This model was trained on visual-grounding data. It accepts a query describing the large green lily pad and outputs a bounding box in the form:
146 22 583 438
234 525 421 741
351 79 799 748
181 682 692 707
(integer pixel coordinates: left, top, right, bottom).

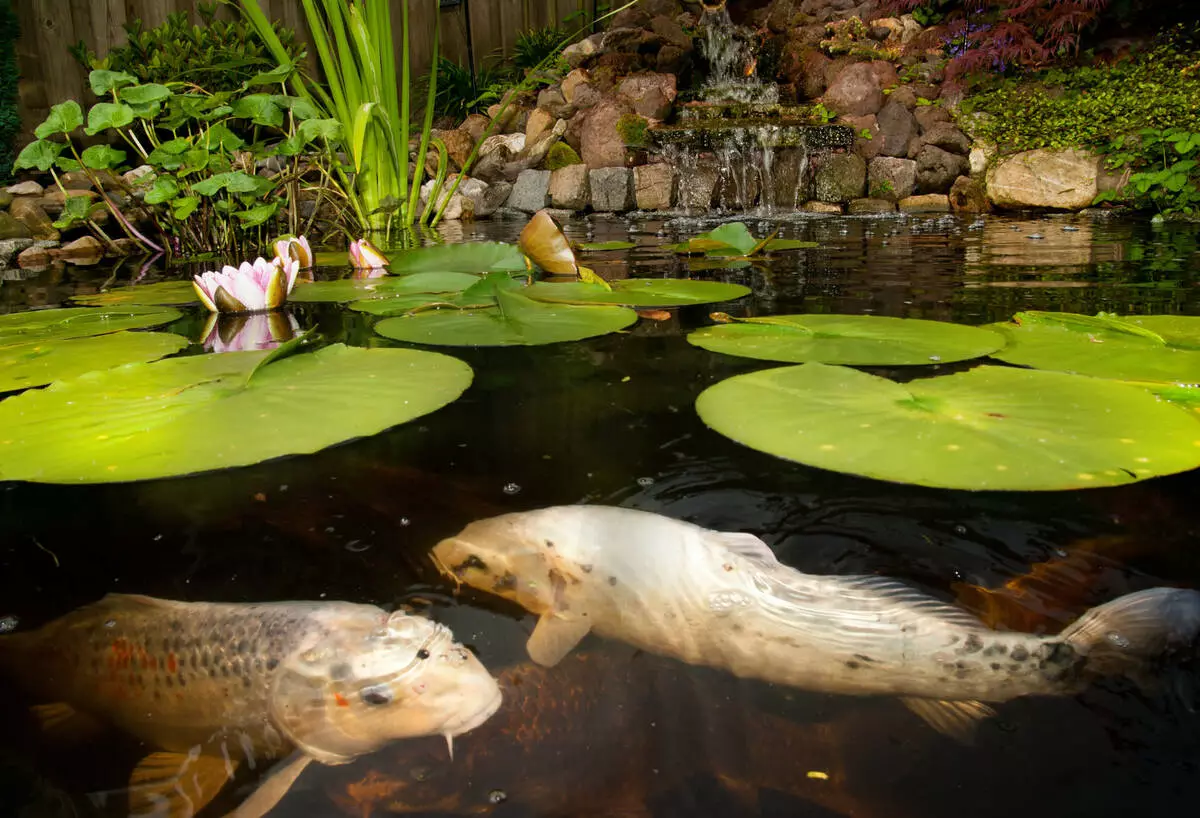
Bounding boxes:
695 363 1200 491
0 306 182 346
666 222 817 257
989 311 1200 383
688 314 1005 365
374 285 637 347
0 344 473 483
72 281 201 307
288 272 480 303
387 242 527 273
524 279 750 308
0 331 189 393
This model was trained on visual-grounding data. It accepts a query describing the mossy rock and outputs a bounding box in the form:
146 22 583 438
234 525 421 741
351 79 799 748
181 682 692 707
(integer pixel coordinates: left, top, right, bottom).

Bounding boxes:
617 113 650 148
545 142 582 171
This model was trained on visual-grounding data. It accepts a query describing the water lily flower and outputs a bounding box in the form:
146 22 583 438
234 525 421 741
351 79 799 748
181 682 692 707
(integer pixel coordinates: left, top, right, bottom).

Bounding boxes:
518 209 578 276
201 311 300 354
349 238 389 271
193 256 300 313
273 235 314 269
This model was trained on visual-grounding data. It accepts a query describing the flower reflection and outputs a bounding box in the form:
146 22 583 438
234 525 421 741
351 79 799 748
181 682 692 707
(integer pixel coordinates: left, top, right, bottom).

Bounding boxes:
200 310 300 354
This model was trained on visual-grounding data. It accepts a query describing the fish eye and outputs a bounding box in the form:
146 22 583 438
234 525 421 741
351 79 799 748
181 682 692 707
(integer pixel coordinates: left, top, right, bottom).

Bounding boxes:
416 648 431 660
360 684 394 706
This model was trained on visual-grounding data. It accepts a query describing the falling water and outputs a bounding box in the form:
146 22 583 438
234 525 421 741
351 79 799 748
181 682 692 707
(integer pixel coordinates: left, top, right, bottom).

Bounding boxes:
698 6 779 105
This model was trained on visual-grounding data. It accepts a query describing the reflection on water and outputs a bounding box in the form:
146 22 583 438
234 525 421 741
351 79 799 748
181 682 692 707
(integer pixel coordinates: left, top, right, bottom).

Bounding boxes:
2 213 1199 817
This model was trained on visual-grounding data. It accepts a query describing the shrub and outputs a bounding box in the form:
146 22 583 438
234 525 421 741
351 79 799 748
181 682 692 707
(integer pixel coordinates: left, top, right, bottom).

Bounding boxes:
0 0 18 183
545 142 582 170
513 27 566 72
432 57 514 122
69 2 304 93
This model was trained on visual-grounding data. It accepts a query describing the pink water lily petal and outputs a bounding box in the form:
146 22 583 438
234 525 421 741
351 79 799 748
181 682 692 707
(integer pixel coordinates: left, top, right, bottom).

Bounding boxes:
231 269 269 311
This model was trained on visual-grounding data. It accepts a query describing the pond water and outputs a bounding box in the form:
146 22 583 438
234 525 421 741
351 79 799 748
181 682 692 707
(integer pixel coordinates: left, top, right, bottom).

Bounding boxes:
2 212 1199 818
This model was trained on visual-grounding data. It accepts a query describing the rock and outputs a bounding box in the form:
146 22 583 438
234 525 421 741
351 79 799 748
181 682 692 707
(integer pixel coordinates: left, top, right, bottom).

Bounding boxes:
813 153 866 203
581 98 634 169
537 86 575 120
5 180 43 196
650 15 692 50
54 235 104 265
561 70 590 104
969 144 992 176
823 62 884 117
589 168 634 212
505 119 568 180
986 149 1100 210
1097 162 1131 197
0 237 33 266
913 104 951 132
39 188 100 216
438 128 475 170
610 6 650 28
868 156 917 201
898 193 951 213
921 122 971 155
549 165 590 210
601 27 651 55
866 60 898 91
634 163 674 210
565 110 588 153
915 145 969 194
9 198 58 241
110 238 141 255
0 190 10 208
420 177 469 220
0 210 32 240
572 82 603 111
617 73 677 121
480 133 526 161
847 198 896 214
876 100 916 158
887 86 918 109
16 245 51 269
948 175 990 213
803 201 844 214
644 0 682 16
545 142 583 171
461 113 490 143
797 48 832 99
59 172 94 191
525 108 557 145
123 165 154 186
678 163 718 210
507 169 552 213
841 114 881 160
562 34 603 69
767 0 798 32
656 44 691 76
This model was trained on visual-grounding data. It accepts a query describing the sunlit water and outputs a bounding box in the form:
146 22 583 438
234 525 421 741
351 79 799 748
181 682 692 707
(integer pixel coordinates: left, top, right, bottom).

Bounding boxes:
2 212 1199 817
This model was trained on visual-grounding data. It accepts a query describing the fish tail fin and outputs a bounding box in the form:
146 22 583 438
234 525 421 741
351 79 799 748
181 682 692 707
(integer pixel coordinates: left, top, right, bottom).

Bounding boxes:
1061 587 1200 704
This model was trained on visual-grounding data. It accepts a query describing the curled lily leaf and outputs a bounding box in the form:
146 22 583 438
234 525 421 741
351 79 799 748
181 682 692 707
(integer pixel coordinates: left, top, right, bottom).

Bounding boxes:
349 238 390 270
193 256 300 313
201 311 300 354
518 210 578 276
273 235 314 269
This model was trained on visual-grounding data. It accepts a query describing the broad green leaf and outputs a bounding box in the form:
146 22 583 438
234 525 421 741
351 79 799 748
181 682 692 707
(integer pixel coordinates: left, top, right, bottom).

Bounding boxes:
231 94 284 127
146 138 193 169
192 171 267 197
279 96 322 121
989 311 1200 383
34 101 83 138
15 140 64 172
374 287 637 347
55 157 82 172
578 241 636 251
85 102 134 134
235 201 280 226
52 195 94 229
172 196 201 220
199 122 245 152
288 272 481 303
72 281 200 307
0 332 188 393
89 69 137 96
0 344 473 484
144 176 180 205
298 117 341 142
524 279 750 307
0 306 181 347
689 314 1005 365
80 144 126 170
695 363 1200 491
349 294 469 316
244 63 294 88
119 83 172 105
387 242 528 274
706 222 758 255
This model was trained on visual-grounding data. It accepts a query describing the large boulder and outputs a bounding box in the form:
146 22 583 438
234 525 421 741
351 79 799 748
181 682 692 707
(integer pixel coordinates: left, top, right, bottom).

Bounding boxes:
507 169 552 213
9 198 58 241
0 210 31 240
949 175 990 213
589 167 634 212
921 122 971 155
898 194 951 213
617 73 677 121
823 62 884 117
876 100 916 158
915 145 969 194
549 165 590 210
561 70 591 104
813 153 866 203
985 149 1100 210
868 156 917 201
841 114 881 160
782 47 831 100
437 128 475 170
580 98 634 169
913 105 952 132
634 163 674 210
525 108 557 145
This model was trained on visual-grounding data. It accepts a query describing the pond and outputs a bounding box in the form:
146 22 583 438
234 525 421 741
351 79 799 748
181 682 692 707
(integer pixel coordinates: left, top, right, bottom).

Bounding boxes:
2 211 1199 818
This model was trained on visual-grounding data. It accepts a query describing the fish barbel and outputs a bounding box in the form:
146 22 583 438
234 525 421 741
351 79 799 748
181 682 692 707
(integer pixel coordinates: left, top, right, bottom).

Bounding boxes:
0 594 502 818
433 505 1200 740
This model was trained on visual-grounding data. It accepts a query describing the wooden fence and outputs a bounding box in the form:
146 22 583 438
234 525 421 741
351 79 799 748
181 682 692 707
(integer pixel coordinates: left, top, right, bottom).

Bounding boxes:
13 0 594 142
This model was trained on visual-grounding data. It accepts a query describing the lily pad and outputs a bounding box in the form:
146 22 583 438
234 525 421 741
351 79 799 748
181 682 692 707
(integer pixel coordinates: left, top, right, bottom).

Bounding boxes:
288 272 480 303
989 311 1200 383
695 363 1200 491
387 242 527 274
0 344 473 484
688 314 1005 365
0 332 189 393
578 241 637 251
0 306 182 347
349 294 476 316
374 286 637 347
665 222 815 257
524 279 750 308
72 281 202 307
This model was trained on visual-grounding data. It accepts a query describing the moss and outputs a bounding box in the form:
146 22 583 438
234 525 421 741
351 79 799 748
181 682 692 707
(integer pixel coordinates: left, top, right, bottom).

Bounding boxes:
545 142 582 170
616 113 650 148
0 0 18 183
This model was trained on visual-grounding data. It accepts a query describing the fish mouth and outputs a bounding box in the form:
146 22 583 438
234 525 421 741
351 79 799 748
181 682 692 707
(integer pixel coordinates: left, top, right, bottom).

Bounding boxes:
443 687 503 738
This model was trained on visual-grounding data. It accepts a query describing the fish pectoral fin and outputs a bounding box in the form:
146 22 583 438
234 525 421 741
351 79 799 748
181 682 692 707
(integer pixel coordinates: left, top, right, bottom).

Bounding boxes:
527 615 591 667
223 753 313 818
710 531 779 565
900 698 996 745
30 702 104 744
128 750 236 818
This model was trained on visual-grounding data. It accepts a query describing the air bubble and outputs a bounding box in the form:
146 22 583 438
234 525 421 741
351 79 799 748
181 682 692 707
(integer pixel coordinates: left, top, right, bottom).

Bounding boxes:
1106 631 1131 648
502 483 521 495
399 517 411 527
707 591 751 614
954 525 967 535
0 615 18 634
637 477 655 487
488 790 508 804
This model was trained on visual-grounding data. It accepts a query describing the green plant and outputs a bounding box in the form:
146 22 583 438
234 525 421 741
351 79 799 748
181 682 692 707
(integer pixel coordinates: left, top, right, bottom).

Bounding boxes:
545 142 582 170
870 179 896 198
431 57 513 122
513 27 566 72
616 114 650 148
0 0 17 183
1095 128 1200 216
69 2 304 94
810 103 836 124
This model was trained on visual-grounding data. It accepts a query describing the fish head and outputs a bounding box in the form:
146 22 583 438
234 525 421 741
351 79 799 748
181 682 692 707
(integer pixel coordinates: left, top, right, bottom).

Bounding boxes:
432 512 572 614
270 610 501 765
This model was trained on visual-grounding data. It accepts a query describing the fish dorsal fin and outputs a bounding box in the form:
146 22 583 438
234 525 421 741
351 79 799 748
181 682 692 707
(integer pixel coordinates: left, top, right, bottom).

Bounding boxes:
224 753 314 818
31 702 104 744
900 698 996 745
710 531 779 565
527 615 592 667
835 575 986 629
128 749 236 818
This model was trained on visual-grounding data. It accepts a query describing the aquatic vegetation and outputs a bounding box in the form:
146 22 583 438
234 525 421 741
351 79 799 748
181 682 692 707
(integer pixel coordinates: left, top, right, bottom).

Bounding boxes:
349 238 391 271
71 280 207 307
386 242 526 274
0 305 181 344
688 313 1005 365
289 271 481 303
200 311 300 354
524 280 751 308
0 332 188 393
695 363 1200 491
519 210 579 276
0 341 472 483
274 235 314 269
192 256 301 313
665 222 818 258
